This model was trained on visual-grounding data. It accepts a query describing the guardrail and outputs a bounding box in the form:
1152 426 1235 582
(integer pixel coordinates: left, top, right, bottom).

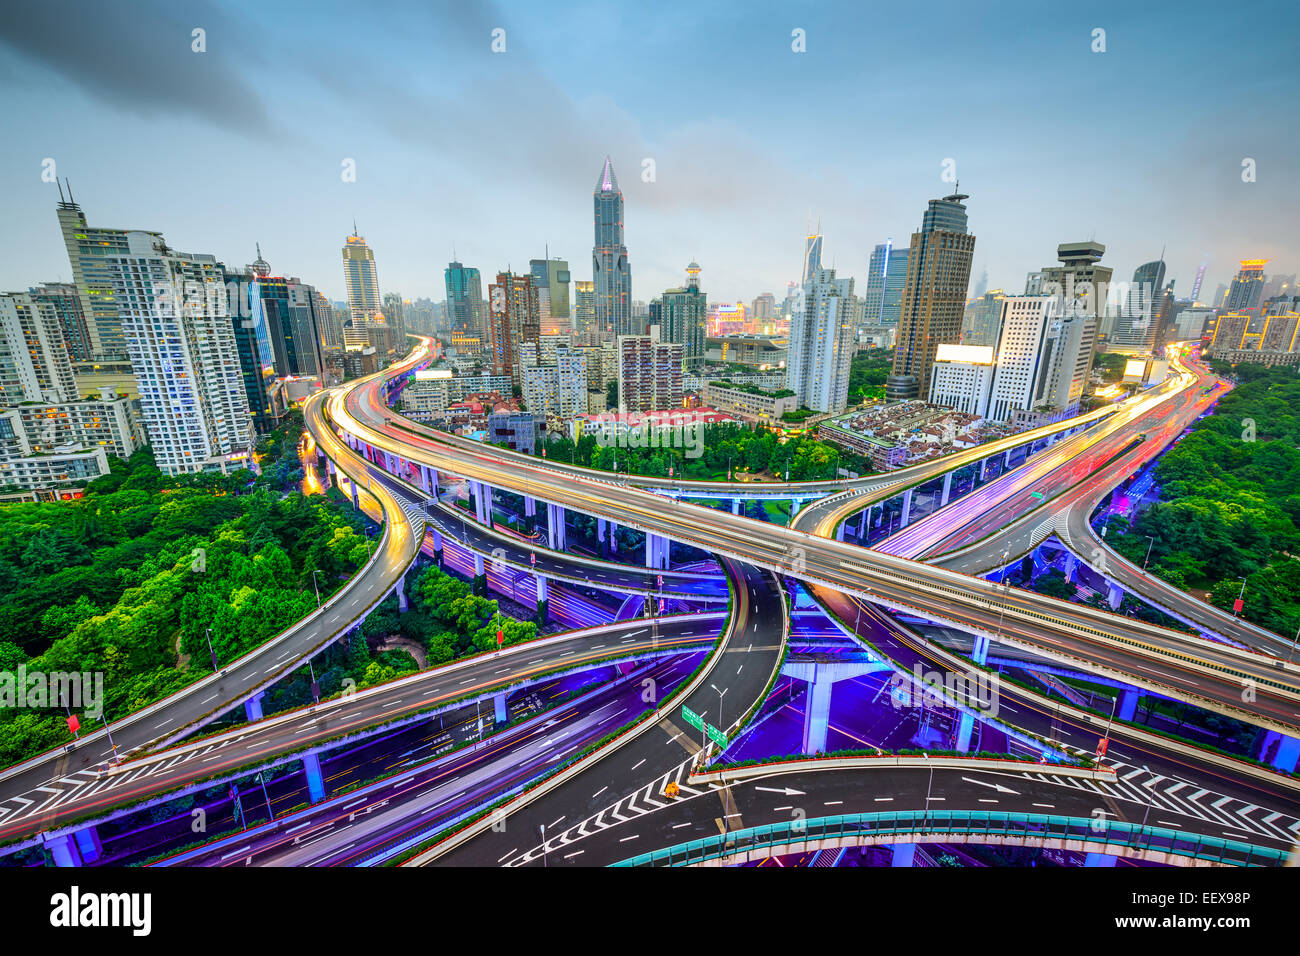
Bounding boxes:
612 810 1287 868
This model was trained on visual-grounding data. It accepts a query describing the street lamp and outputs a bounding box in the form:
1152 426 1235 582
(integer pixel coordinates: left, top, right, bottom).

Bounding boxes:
204 627 219 672
311 569 324 608
711 683 728 734
1289 625 1300 664
923 753 933 833
539 823 548 868
1141 535 1155 573
1233 577 1247 617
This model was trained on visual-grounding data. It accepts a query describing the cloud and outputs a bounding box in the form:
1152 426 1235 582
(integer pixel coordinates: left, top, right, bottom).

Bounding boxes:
0 0 275 136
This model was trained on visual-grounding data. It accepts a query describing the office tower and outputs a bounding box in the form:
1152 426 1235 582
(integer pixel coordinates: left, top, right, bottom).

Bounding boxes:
110 233 251 474
445 260 485 339
1024 241 1110 371
802 225 823 287
1110 258 1166 354
658 262 708 369
226 264 278 432
888 191 977 402
289 280 329 377
530 257 571 335
973 268 989 301
1224 259 1268 312
618 327 683 413
342 227 381 325
30 282 91 363
1191 261 1208 302
786 266 855 414
1261 272 1297 301
382 292 407 345
56 189 163 359
573 280 596 340
962 290 1006 347
312 288 342 352
593 156 632 337
0 293 79 403
928 344 997 417
751 292 776 327
983 295 1093 424
487 271 540 383
863 239 911 326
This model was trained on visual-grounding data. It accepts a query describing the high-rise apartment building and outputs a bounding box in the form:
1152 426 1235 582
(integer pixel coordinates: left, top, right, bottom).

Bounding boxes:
982 295 1094 425
618 327 683 413
751 293 776 325
342 228 381 325
592 157 632 338
487 272 540 383
30 282 92 363
887 191 976 402
573 280 596 340
0 293 79 404
786 266 855 414
111 232 252 474
658 262 708 369
56 191 163 359
863 239 911 326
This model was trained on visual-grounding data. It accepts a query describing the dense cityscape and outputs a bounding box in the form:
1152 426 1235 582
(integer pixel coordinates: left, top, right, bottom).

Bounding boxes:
0 0 1295 936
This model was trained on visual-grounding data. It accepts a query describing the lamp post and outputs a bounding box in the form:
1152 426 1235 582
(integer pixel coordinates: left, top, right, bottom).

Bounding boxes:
539 823 548 868
1141 535 1155 573
1233 577 1247 617
204 627 219 672
311 569 323 608
711 683 728 735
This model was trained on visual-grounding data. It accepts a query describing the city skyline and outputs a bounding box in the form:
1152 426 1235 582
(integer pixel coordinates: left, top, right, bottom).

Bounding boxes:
2 1 1297 306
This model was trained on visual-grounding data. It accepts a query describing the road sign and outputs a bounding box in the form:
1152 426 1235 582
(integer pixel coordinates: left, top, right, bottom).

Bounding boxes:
66 715 79 735
1096 737 1109 760
681 704 704 732
1030 491 1044 500
1233 598 1244 613
657 574 663 589
706 724 729 749
496 629 504 646
530 552 536 567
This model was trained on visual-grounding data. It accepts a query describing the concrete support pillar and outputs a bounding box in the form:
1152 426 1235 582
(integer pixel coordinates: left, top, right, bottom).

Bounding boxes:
802 676 835 755
608 519 618 554
1063 552 1078 583
1256 730 1300 773
525 496 537 519
790 498 801 518
979 456 992 482
940 471 953 507
891 843 916 867
858 508 869 540
956 710 976 753
1107 582 1123 611
350 480 360 511
547 503 567 551
46 833 82 867
473 553 485 577
494 692 508 724
1005 448 1014 468
731 498 741 515
303 752 326 803
900 488 914 528
244 692 265 723
597 517 608 557
431 528 443 561
74 826 103 864
835 522 845 542
971 633 990 666
1084 852 1117 867
396 570 408 613
1118 688 1139 723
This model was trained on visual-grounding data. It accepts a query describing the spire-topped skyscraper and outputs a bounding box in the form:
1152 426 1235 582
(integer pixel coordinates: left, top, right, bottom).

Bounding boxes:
592 156 631 338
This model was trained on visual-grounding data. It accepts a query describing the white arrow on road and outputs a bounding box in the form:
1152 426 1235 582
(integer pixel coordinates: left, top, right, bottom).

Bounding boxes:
754 786 806 796
961 776 1020 795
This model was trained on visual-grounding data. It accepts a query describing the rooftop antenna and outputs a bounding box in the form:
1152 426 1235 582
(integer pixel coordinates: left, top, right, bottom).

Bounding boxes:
56 179 65 203
352 217 358 237
66 179 75 205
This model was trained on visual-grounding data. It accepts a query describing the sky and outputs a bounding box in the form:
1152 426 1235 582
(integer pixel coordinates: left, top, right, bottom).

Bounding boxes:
2 0 1298 307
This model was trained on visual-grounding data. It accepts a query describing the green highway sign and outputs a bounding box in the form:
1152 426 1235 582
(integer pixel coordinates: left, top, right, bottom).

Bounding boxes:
681 705 704 732
706 724 729 748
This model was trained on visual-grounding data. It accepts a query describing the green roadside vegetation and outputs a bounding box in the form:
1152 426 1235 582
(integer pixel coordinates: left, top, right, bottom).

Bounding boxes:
0 414 374 767
847 349 892 405
1099 363 1300 637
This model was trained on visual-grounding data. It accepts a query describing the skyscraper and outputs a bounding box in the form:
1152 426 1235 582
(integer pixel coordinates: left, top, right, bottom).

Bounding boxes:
592 156 631 338
887 191 977 402
617 326 683 413
573 280 596 340
487 271 540 383
30 282 92 363
802 225 823 287
342 227 381 325
863 239 911 326
445 260 485 339
1224 259 1269 312
658 262 708 369
961 290 1007 347
529 257 571 335
1110 258 1166 354
786 266 855 414
56 188 163 359
112 232 251 474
